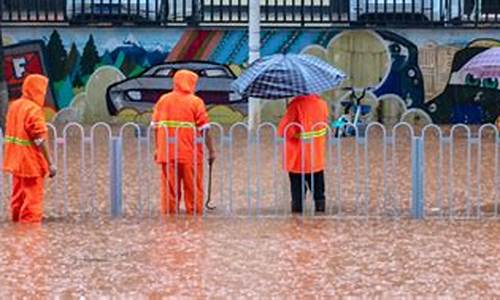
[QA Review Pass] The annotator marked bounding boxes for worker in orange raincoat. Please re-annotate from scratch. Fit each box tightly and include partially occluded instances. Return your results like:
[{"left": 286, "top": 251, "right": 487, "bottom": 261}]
[
  {"left": 3, "top": 74, "right": 57, "bottom": 223},
  {"left": 152, "top": 69, "right": 216, "bottom": 215},
  {"left": 278, "top": 94, "right": 329, "bottom": 213}
]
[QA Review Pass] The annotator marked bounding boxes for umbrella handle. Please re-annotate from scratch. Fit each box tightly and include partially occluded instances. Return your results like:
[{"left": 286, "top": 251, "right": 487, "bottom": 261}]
[{"left": 205, "top": 161, "right": 216, "bottom": 210}]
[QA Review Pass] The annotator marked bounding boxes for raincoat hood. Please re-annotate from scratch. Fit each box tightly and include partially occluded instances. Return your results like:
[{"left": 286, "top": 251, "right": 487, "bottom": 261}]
[
  {"left": 22, "top": 74, "right": 48, "bottom": 107},
  {"left": 173, "top": 70, "right": 198, "bottom": 94}
]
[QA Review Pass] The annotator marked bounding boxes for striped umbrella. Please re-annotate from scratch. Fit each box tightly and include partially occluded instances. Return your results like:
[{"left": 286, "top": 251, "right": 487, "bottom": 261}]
[
  {"left": 463, "top": 47, "right": 500, "bottom": 78},
  {"left": 232, "top": 54, "right": 346, "bottom": 99}
]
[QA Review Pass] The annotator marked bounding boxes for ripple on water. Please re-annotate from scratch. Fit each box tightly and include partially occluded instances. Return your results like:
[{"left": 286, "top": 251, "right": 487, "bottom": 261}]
[{"left": 0, "top": 219, "right": 499, "bottom": 298}]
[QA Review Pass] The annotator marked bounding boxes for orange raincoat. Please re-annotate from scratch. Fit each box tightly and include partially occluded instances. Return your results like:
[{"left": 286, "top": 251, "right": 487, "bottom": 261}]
[
  {"left": 278, "top": 94, "right": 329, "bottom": 174},
  {"left": 152, "top": 70, "right": 210, "bottom": 215},
  {"left": 3, "top": 74, "right": 49, "bottom": 223}
]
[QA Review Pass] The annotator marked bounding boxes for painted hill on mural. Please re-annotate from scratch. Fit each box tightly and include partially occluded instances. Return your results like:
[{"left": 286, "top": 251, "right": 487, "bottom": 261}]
[{"left": 108, "top": 34, "right": 169, "bottom": 68}]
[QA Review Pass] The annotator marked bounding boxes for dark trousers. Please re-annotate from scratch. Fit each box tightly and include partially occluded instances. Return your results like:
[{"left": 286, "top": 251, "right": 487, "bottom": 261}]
[{"left": 289, "top": 171, "right": 325, "bottom": 213}]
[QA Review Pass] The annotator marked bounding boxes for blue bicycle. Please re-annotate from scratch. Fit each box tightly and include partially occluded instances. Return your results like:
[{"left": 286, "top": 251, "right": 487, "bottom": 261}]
[{"left": 332, "top": 87, "right": 373, "bottom": 137}]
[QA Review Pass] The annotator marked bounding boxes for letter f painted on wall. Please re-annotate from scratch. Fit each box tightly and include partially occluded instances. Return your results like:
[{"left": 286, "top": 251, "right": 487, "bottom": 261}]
[{"left": 13, "top": 57, "right": 27, "bottom": 79}]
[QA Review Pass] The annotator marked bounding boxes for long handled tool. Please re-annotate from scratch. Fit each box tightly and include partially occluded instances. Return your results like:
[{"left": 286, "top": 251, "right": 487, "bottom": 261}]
[{"left": 205, "top": 160, "right": 216, "bottom": 210}]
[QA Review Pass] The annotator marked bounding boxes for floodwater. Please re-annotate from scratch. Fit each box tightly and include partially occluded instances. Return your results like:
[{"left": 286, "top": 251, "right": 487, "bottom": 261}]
[
  {"left": 1, "top": 218, "right": 500, "bottom": 298},
  {"left": 1, "top": 125, "right": 500, "bottom": 297},
  {"left": 28, "top": 124, "right": 500, "bottom": 219}
]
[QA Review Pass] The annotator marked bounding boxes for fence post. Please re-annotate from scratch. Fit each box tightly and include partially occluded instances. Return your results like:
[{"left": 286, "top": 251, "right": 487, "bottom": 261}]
[
  {"left": 110, "top": 137, "right": 123, "bottom": 218},
  {"left": 411, "top": 136, "right": 424, "bottom": 219}
]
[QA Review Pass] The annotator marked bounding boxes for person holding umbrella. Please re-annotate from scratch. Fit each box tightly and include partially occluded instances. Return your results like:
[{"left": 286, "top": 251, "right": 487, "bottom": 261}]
[
  {"left": 232, "top": 54, "right": 346, "bottom": 214},
  {"left": 278, "top": 94, "right": 329, "bottom": 213}
]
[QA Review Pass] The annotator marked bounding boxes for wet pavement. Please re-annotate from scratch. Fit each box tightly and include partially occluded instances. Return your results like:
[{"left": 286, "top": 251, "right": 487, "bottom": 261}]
[{"left": 1, "top": 218, "right": 500, "bottom": 298}]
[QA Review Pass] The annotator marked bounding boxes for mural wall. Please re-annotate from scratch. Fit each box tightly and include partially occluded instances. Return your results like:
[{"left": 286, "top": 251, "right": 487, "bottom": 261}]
[{"left": 3, "top": 27, "right": 500, "bottom": 125}]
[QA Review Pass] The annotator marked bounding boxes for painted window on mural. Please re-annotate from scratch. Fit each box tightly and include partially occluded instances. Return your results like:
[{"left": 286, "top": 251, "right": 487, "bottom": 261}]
[
  {"left": 202, "top": 68, "right": 230, "bottom": 78},
  {"left": 153, "top": 68, "right": 174, "bottom": 77}
]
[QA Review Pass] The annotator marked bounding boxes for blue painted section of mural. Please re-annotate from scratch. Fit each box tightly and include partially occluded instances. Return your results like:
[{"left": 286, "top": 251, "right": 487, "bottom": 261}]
[
  {"left": 54, "top": 78, "right": 75, "bottom": 109},
  {"left": 374, "top": 30, "right": 425, "bottom": 109},
  {"left": 286, "top": 32, "right": 323, "bottom": 54},
  {"left": 261, "top": 31, "right": 294, "bottom": 56},
  {"left": 231, "top": 35, "right": 250, "bottom": 65},
  {"left": 210, "top": 31, "right": 246, "bottom": 63}
]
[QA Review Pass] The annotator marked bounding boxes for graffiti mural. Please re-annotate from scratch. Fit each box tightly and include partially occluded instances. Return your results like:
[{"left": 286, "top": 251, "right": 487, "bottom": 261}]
[
  {"left": 2, "top": 41, "right": 56, "bottom": 119},
  {"left": 302, "top": 30, "right": 426, "bottom": 127},
  {"left": 424, "top": 42, "right": 500, "bottom": 124},
  {"left": 3, "top": 27, "right": 500, "bottom": 125}
]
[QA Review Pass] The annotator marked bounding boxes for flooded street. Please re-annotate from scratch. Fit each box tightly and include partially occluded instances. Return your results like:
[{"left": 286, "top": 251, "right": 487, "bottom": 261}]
[
  {"left": 1, "top": 218, "right": 500, "bottom": 298},
  {"left": 1, "top": 126, "right": 499, "bottom": 297}
]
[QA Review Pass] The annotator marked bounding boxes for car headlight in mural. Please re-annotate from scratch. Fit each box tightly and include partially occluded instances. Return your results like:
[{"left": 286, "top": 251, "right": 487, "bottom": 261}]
[
  {"left": 424, "top": 47, "right": 500, "bottom": 124},
  {"left": 127, "top": 91, "right": 142, "bottom": 101},
  {"left": 106, "top": 61, "right": 247, "bottom": 115}
]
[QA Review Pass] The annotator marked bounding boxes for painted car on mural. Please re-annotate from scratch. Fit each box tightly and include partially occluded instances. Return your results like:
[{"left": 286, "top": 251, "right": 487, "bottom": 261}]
[
  {"left": 424, "top": 47, "right": 500, "bottom": 124},
  {"left": 106, "top": 61, "right": 245, "bottom": 115}
]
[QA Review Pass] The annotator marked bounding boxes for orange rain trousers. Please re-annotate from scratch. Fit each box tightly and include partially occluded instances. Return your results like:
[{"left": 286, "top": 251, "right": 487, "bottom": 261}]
[
  {"left": 10, "top": 176, "right": 44, "bottom": 223},
  {"left": 160, "top": 162, "right": 204, "bottom": 215}
]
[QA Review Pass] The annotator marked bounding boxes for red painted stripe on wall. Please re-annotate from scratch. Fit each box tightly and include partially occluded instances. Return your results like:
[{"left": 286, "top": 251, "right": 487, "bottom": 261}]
[
  {"left": 191, "top": 31, "right": 216, "bottom": 59},
  {"left": 166, "top": 29, "right": 196, "bottom": 61},
  {"left": 198, "top": 31, "right": 223, "bottom": 60},
  {"left": 183, "top": 30, "right": 211, "bottom": 60}
]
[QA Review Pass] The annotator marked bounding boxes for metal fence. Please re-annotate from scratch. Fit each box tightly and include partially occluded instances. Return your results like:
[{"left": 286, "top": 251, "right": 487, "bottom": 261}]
[
  {"left": 1, "top": 121, "right": 499, "bottom": 221},
  {"left": 2, "top": 0, "right": 500, "bottom": 27}
]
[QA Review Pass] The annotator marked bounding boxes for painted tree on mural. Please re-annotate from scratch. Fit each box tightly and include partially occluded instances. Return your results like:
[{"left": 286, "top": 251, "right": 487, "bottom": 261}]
[
  {"left": 81, "top": 34, "right": 100, "bottom": 76},
  {"left": 101, "top": 50, "right": 113, "bottom": 65},
  {"left": 66, "top": 43, "right": 80, "bottom": 76},
  {"left": 120, "top": 55, "right": 138, "bottom": 76},
  {"left": 66, "top": 43, "right": 83, "bottom": 88},
  {"left": 47, "top": 30, "right": 68, "bottom": 82}
]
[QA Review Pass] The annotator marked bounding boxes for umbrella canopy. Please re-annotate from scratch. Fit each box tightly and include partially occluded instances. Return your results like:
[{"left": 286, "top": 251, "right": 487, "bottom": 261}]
[
  {"left": 232, "top": 54, "right": 346, "bottom": 99},
  {"left": 462, "top": 47, "right": 500, "bottom": 78}
]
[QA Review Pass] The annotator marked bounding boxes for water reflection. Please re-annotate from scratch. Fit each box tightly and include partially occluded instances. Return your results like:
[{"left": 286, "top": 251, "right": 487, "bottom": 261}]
[
  {"left": 0, "top": 219, "right": 499, "bottom": 298},
  {"left": 1, "top": 224, "right": 50, "bottom": 298}
]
